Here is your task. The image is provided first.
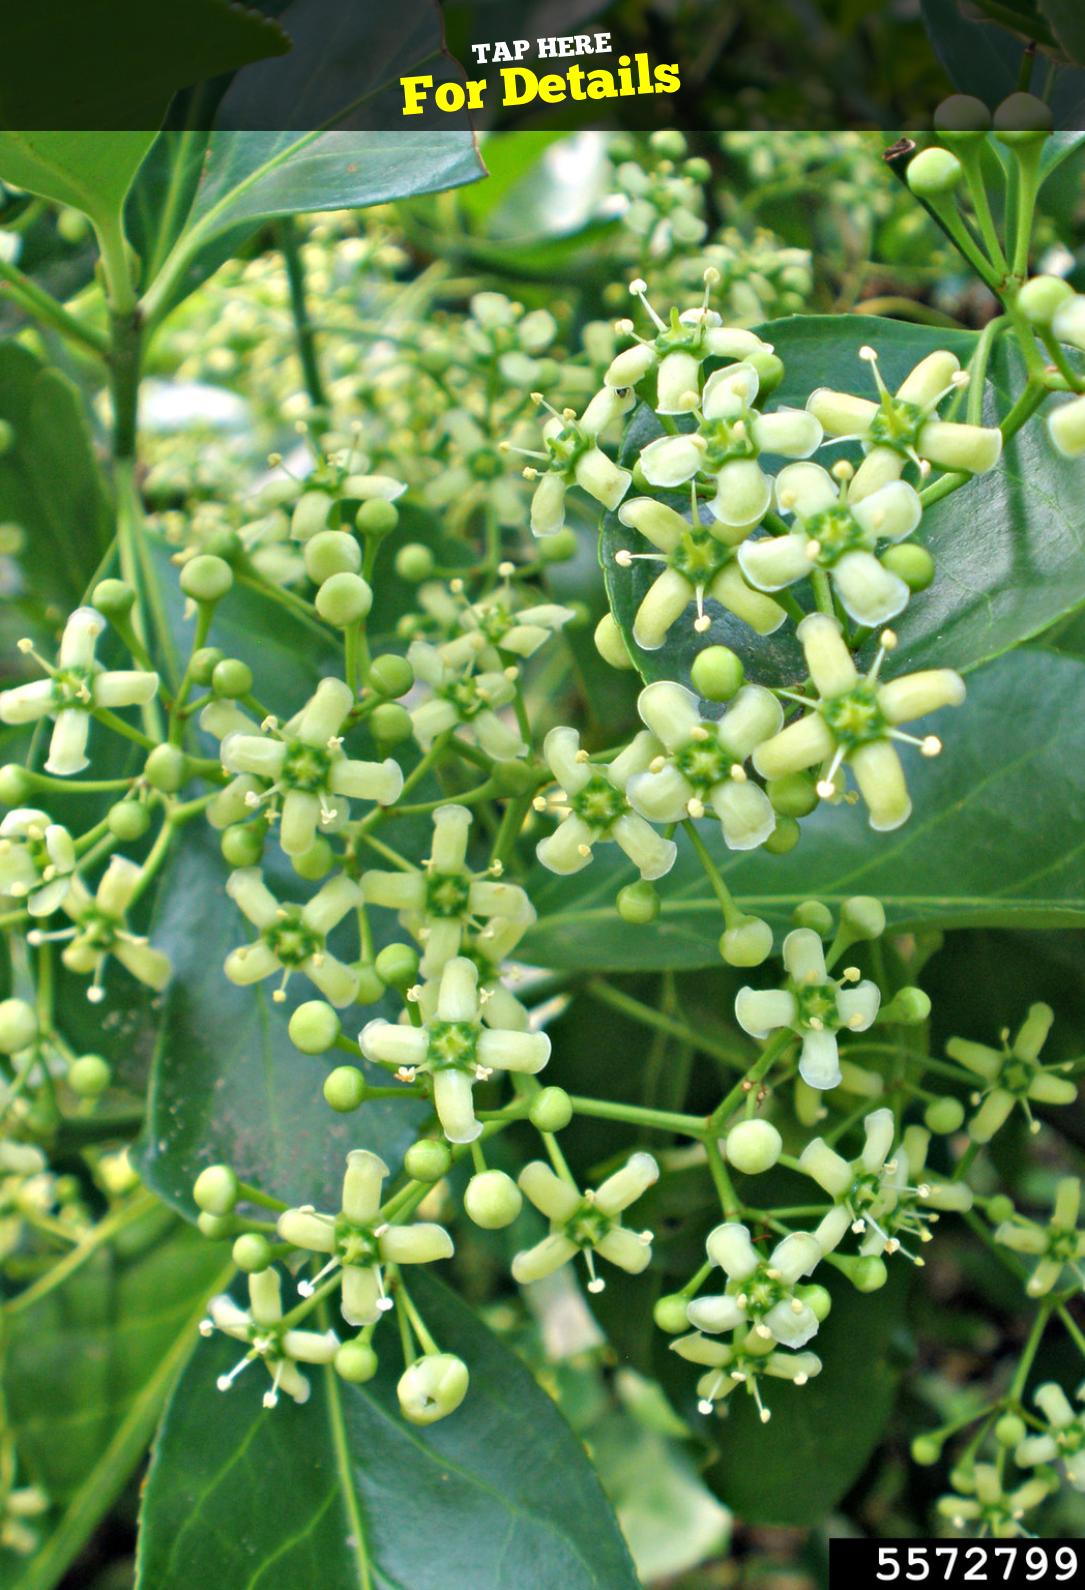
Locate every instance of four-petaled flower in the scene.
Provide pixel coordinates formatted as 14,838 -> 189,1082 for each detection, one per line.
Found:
34,856 -> 171,1003
534,725 -> 677,879
527,388 -> 634,538
752,614 -> 965,832
222,677 -> 402,856
671,1328 -> 821,1420
1016,1382 -> 1085,1492
202,1267 -> 339,1407
277,1149 -> 453,1327
995,1176 -> 1085,1298
738,459 -> 922,626
362,803 -> 534,978
0,607 -> 159,776
418,578 -> 574,672
407,639 -> 526,762
605,277 -> 772,415
0,808 -> 76,917
687,1222 -> 824,1348
936,1463 -> 1055,1539
736,927 -> 881,1090
360,956 -> 550,1143
626,680 -> 782,850
511,1152 -> 659,1291
947,1003 -> 1075,1143
615,496 -> 786,650
807,347 -> 1002,499
224,868 -> 361,1006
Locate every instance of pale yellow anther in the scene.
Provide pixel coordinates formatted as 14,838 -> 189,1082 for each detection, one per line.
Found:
503,665 -> 519,681
577,843 -> 592,858
808,1016 -> 824,1031
17,638 -> 33,654
615,549 -> 633,568
532,796 -> 548,811
522,466 -> 538,480
831,459 -> 854,482
921,735 -> 942,757
849,1013 -> 866,1029
649,755 -> 667,774
842,965 -> 861,982
497,561 -> 516,578
730,764 -> 747,782
687,797 -> 705,819
575,749 -> 591,763
690,725 -> 711,741
450,578 -> 464,594
778,490 -> 796,509
880,629 -> 898,650
805,539 -> 822,560
694,615 -> 711,633
679,390 -> 700,409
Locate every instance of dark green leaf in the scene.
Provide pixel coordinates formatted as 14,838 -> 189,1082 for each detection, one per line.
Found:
3,1204 -> 231,1589
521,647 -> 1085,970
136,1274 -> 640,1590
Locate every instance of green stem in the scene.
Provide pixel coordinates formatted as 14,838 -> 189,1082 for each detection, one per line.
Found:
279,216 -> 327,415
0,257 -> 108,354
682,820 -> 740,929
567,1094 -> 707,1138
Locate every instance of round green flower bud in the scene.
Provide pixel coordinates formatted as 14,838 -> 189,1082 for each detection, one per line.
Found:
792,900 -> 833,935
193,1164 -> 239,1216
211,658 -> 254,699
190,646 -> 225,686
986,1194 -> 1015,1224
745,349 -> 785,396
68,1053 -> 111,1097
368,654 -> 414,698
336,1341 -> 379,1382
398,1352 -> 469,1425
180,554 -> 233,604
690,644 -> 744,702
465,1169 -> 523,1229
304,529 -> 361,584
291,837 -> 335,880
924,1096 -> 965,1135
233,1233 -> 273,1272
107,800 -> 151,841
907,146 -> 963,200
220,821 -> 266,868
996,1412 -> 1026,1447
288,1000 -> 340,1055
316,572 -> 373,627
881,542 -> 935,592
0,764 -> 34,805
1019,274 -> 1075,328
797,1282 -> 832,1322
394,543 -> 435,583
719,915 -> 773,967
617,880 -> 660,925
994,93 -> 1054,139
404,1138 -> 453,1182
768,771 -> 818,818
0,998 -> 37,1054
911,1434 -> 942,1466
197,1211 -> 234,1239
144,744 -> 188,793
356,498 -> 398,536
649,129 -> 687,159
724,1118 -> 782,1174
491,758 -> 537,796
538,527 -> 578,563
934,94 -> 991,135
653,1294 -> 692,1334
92,578 -> 136,617
849,1255 -> 889,1293
374,942 -> 419,990
684,156 -> 712,183
763,816 -> 799,855
841,896 -> 886,941
355,965 -> 386,1005
370,703 -> 413,746
324,1065 -> 367,1112
529,1086 -> 574,1133
593,612 -> 635,670
881,986 -> 931,1025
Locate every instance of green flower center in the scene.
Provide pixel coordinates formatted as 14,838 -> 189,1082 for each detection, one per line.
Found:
565,1202 -> 613,1249
655,307 -> 708,356
868,397 -> 924,455
819,683 -> 887,749
570,774 -> 628,834
424,870 -> 472,920
334,1219 -> 382,1267
544,422 -> 590,476
674,735 -> 733,792
804,503 -> 869,567
669,527 -> 731,584
1001,1059 -> 1036,1097
470,449 -> 503,481
440,677 -> 484,720
74,907 -> 120,951
701,417 -> 759,471
426,1018 -> 480,1072
51,665 -> 97,712
1047,1226 -> 1080,1263
477,604 -> 514,644
264,910 -> 322,967
793,980 -> 841,1031
281,739 -> 333,794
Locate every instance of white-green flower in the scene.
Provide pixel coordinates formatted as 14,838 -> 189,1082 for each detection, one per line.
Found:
605,278 -> 773,416
671,1328 -> 821,1420
1016,1382 -> 1085,1492
807,347 -> 1001,499
511,1152 -> 659,1290
638,361 -> 822,532
527,389 -> 634,537
936,1463 -> 1056,1538
739,459 -> 922,626
626,680 -> 781,849
752,614 -> 965,831
202,1267 -> 339,1408
535,725 -> 678,880
277,1149 -> 453,1327
360,956 -> 550,1143
947,1003 -> 1075,1143
0,1141 -> 56,1261
0,808 -> 76,916
0,607 -> 159,776
362,803 -> 534,978
688,1222 -> 823,1347
222,677 -> 403,857
418,578 -> 574,672
398,1352 -> 470,1425
407,639 -> 526,762
33,856 -> 171,1003
615,496 -> 786,649
736,928 -> 881,1090
224,868 -> 361,1006
995,1177 -> 1085,1297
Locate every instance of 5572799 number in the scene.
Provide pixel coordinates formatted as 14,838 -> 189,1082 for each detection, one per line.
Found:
829,1541 -> 1080,1586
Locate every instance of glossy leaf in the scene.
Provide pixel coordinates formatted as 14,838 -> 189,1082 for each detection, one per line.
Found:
136,1274 -> 640,1590
2,1204 -> 231,1589
521,647 -> 1085,970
